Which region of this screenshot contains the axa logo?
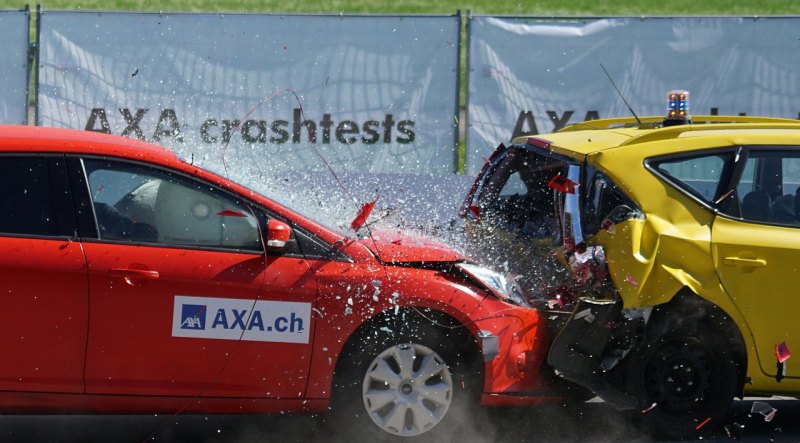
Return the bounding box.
[173,296,311,343]
[180,304,207,330]
[211,309,304,333]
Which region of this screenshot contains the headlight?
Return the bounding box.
[456,263,530,308]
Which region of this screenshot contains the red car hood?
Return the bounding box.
[359,232,464,264]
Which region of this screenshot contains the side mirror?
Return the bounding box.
[266,219,292,251]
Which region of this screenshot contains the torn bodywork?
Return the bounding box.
[546,246,649,410]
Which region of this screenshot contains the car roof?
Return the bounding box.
[511,115,800,158]
[0,125,349,245]
[0,125,182,166]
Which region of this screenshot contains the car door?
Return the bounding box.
[70,157,316,398]
[0,154,88,393]
[712,148,800,379]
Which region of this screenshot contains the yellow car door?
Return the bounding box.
[712,148,800,380]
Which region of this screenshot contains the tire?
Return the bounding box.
[329,316,481,440]
[625,329,738,439]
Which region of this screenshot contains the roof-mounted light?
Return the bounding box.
[664,90,690,126]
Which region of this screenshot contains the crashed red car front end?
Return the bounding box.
[0,125,560,439]
[301,233,558,408]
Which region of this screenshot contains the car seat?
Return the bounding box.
[771,194,795,223]
[740,190,771,222]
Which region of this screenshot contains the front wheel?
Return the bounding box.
[361,342,454,436]
[330,320,480,439]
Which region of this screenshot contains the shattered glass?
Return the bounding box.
[751,401,777,422]
[460,146,573,298]
[724,422,744,440]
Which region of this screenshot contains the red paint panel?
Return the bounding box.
[0,237,88,393]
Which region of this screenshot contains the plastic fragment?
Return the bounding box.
[751,401,777,422]
[715,189,735,205]
[568,246,607,285]
[547,299,562,309]
[724,422,744,440]
[547,174,578,194]
[776,342,791,363]
[350,197,379,231]
[775,342,790,382]
[574,308,596,324]
[468,205,481,221]
[601,218,616,234]
[695,417,712,430]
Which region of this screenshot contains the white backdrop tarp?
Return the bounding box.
[467,16,800,174]
[38,12,460,176]
[0,9,29,125]
[38,12,468,238]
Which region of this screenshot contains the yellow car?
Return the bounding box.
[462,96,800,437]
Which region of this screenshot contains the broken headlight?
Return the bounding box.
[456,263,530,308]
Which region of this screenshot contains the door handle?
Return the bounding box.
[109,268,160,285]
[722,257,767,267]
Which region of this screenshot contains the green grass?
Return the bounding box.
[26,0,800,15]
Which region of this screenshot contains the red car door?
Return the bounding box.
[72,157,316,398]
[0,155,88,393]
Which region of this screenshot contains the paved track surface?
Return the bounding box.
[1,398,796,442]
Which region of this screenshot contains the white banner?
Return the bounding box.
[38,12,460,177]
[0,10,29,125]
[173,296,311,344]
[467,17,800,174]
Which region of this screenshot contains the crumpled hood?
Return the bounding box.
[359,232,464,264]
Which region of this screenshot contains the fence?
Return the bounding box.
[2,8,799,226]
[0,8,29,125]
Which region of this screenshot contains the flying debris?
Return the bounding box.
[350,197,379,231]
[751,401,777,422]
[695,417,712,430]
[776,342,791,382]
[724,422,744,440]
[547,173,578,194]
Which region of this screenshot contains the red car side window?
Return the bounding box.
[82,159,262,251]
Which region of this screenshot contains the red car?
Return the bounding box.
[0,126,560,438]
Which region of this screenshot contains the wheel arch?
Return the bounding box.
[645,287,748,396]
[333,306,482,381]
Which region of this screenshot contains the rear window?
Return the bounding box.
[469,146,566,231]
[0,155,74,237]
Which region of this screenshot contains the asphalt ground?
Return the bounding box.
[1,397,796,442]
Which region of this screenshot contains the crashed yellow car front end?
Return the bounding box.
[463,115,800,437]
